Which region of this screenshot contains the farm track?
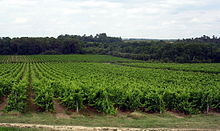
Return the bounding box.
[0,123,219,131]
[112,63,220,74]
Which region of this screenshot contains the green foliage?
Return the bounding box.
[33,80,54,112]
[88,87,116,115]
[0,79,13,97]
[211,89,220,112]
[163,90,177,110]
[51,81,64,98]
[0,55,133,63]
[1,34,220,63]
[6,82,27,113]
[122,63,220,73]
[0,55,219,115]
[54,81,85,111]
[119,88,143,111]
[143,90,165,113]
[175,91,197,114]
[32,61,219,114]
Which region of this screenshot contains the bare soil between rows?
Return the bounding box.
[0,97,7,111]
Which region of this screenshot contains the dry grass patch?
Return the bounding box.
[127,111,146,119]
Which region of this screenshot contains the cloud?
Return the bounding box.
[1,0,38,7]
[0,0,219,38]
[75,0,122,8]
[14,17,28,24]
[63,9,83,15]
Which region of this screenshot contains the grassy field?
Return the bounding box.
[0,112,219,129]
[0,127,42,131]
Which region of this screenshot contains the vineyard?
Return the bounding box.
[0,55,135,63]
[119,63,220,73]
[0,55,219,115]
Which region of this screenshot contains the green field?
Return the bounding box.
[119,62,220,73]
[0,55,219,129]
[0,55,135,63]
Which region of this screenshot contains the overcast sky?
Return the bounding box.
[0,0,220,39]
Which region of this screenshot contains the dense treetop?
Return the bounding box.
[0,34,219,63]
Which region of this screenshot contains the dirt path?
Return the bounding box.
[0,123,218,131]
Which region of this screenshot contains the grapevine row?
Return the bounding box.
[30,62,220,114]
[0,55,219,114]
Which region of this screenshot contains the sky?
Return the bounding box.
[0,0,220,39]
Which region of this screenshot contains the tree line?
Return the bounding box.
[82,35,220,63]
[0,34,219,63]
